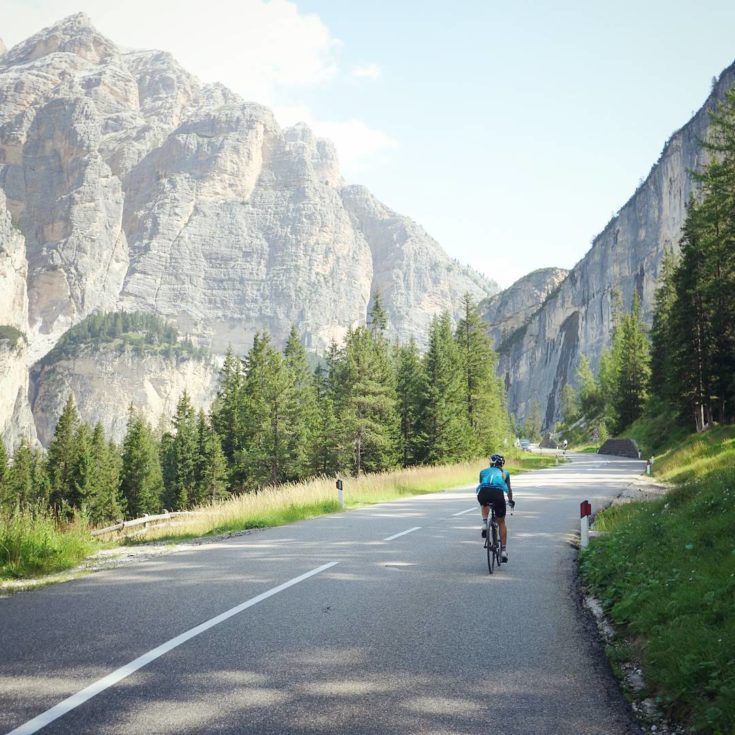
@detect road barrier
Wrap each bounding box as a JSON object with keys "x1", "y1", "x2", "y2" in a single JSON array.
[{"x1": 91, "y1": 510, "x2": 204, "y2": 538}]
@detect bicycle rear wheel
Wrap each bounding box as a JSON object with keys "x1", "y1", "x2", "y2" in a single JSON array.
[
  {"x1": 485, "y1": 532, "x2": 494, "y2": 574},
  {"x1": 492, "y1": 524, "x2": 501, "y2": 568}
]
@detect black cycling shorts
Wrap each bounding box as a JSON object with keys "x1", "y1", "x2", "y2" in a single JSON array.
[{"x1": 477, "y1": 486, "x2": 507, "y2": 518}]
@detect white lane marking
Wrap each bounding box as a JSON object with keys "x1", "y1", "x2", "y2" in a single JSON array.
[
  {"x1": 6, "y1": 562, "x2": 339, "y2": 735},
  {"x1": 384, "y1": 526, "x2": 421, "y2": 541},
  {"x1": 452, "y1": 506, "x2": 477, "y2": 517}
]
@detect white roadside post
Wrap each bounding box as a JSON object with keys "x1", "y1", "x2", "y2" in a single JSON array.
[
  {"x1": 580, "y1": 500, "x2": 592, "y2": 548},
  {"x1": 336, "y1": 479, "x2": 344, "y2": 509}
]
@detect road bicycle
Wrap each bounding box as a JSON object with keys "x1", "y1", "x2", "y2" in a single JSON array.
[{"x1": 483, "y1": 505, "x2": 502, "y2": 574}]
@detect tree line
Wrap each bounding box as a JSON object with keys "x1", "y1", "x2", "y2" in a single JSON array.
[
  {"x1": 42, "y1": 311, "x2": 207, "y2": 364},
  {"x1": 0, "y1": 294, "x2": 512, "y2": 524},
  {"x1": 648, "y1": 86, "x2": 735, "y2": 431}
]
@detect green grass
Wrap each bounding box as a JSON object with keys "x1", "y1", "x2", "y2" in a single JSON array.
[
  {"x1": 572, "y1": 444, "x2": 600, "y2": 453},
  {"x1": 580, "y1": 425, "x2": 735, "y2": 733},
  {"x1": 0, "y1": 507, "x2": 97, "y2": 580},
  {"x1": 623, "y1": 410, "x2": 691, "y2": 457}
]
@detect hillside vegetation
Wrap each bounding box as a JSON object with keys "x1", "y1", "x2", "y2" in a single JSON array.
[
  {"x1": 580, "y1": 426, "x2": 735, "y2": 734},
  {"x1": 39, "y1": 311, "x2": 209, "y2": 364}
]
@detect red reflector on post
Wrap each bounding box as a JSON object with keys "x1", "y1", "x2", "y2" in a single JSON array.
[{"x1": 580, "y1": 500, "x2": 591, "y2": 518}]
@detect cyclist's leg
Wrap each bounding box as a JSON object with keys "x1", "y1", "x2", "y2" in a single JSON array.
[
  {"x1": 490, "y1": 490, "x2": 508, "y2": 553},
  {"x1": 498, "y1": 516, "x2": 507, "y2": 546},
  {"x1": 477, "y1": 488, "x2": 492, "y2": 535}
]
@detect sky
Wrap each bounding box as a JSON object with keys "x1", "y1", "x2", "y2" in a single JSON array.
[{"x1": 4, "y1": 1, "x2": 735, "y2": 288}]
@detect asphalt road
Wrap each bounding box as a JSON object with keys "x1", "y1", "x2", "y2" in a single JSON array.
[{"x1": 1, "y1": 453, "x2": 646, "y2": 735}]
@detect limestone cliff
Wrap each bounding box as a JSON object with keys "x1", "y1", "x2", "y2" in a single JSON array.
[
  {"x1": 498, "y1": 63, "x2": 735, "y2": 427},
  {"x1": 480, "y1": 268, "x2": 568, "y2": 350},
  {"x1": 31, "y1": 343, "x2": 217, "y2": 445}
]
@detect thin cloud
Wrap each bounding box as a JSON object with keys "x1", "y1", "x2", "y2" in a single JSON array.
[
  {"x1": 274, "y1": 106, "x2": 398, "y2": 174},
  {"x1": 351, "y1": 63, "x2": 381, "y2": 80}
]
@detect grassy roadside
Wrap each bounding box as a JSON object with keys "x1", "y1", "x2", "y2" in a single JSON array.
[
  {"x1": 122, "y1": 453, "x2": 555, "y2": 543},
  {"x1": 579, "y1": 425, "x2": 735, "y2": 734},
  {"x1": 0, "y1": 506, "x2": 98, "y2": 581},
  {"x1": 1, "y1": 452, "x2": 556, "y2": 581}
]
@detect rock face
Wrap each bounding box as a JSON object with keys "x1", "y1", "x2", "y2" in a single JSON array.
[
  {"x1": 0, "y1": 339, "x2": 36, "y2": 449},
  {"x1": 480, "y1": 268, "x2": 568, "y2": 350},
  {"x1": 498, "y1": 62, "x2": 735, "y2": 427},
  {"x1": 341, "y1": 185, "x2": 493, "y2": 347},
  {"x1": 0, "y1": 14, "x2": 495, "y2": 446},
  {"x1": 31, "y1": 345, "x2": 218, "y2": 445},
  {"x1": 0, "y1": 189, "x2": 36, "y2": 448}
]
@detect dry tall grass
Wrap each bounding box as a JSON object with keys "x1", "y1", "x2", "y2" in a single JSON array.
[{"x1": 127, "y1": 460, "x2": 484, "y2": 542}]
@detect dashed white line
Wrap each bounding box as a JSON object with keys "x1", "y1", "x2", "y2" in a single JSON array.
[
  {"x1": 6, "y1": 561, "x2": 339, "y2": 735},
  {"x1": 384, "y1": 526, "x2": 422, "y2": 541},
  {"x1": 452, "y1": 506, "x2": 477, "y2": 517}
]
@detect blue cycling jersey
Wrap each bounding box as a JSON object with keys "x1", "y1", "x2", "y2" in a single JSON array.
[{"x1": 476, "y1": 466, "x2": 510, "y2": 494}]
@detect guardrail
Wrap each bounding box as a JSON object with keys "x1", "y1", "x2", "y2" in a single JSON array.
[{"x1": 91, "y1": 511, "x2": 204, "y2": 537}]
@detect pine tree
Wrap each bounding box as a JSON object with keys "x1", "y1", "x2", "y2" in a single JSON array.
[
  {"x1": 70, "y1": 423, "x2": 95, "y2": 512},
  {"x1": 421, "y1": 312, "x2": 468, "y2": 463},
  {"x1": 576, "y1": 354, "x2": 601, "y2": 417},
  {"x1": 210, "y1": 348, "x2": 244, "y2": 466},
  {"x1": 239, "y1": 333, "x2": 293, "y2": 488},
  {"x1": 561, "y1": 384, "x2": 580, "y2": 425},
  {"x1": 690, "y1": 92, "x2": 735, "y2": 423},
  {"x1": 4, "y1": 438, "x2": 33, "y2": 510},
  {"x1": 88, "y1": 423, "x2": 124, "y2": 524},
  {"x1": 670, "y1": 203, "x2": 715, "y2": 431},
  {"x1": 395, "y1": 338, "x2": 428, "y2": 466},
  {"x1": 2, "y1": 439, "x2": 49, "y2": 510},
  {"x1": 339, "y1": 326, "x2": 399, "y2": 474},
  {"x1": 283, "y1": 325, "x2": 319, "y2": 481},
  {"x1": 311, "y1": 364, "x2": 341, "y2": 476},
  {"x1": 195, "y1": 410, "x2": 228, "y2": 504},
  {"x1": 614, "y1": 293, "x2": 651, "y2": 431},
  {"x1": 648, "y1": 249, "x2": 679, "y2": 414},
  {"x1": 368, "y1": 290, "x2": 388, "y2": 335},
  {"x1": 454, "y1": 293, "x2": 510, "y2": 454},
  {"x1": 46, "y1": 395, "x2": 81, "y2": 513},
  {"x1": 170, "y1": 391, "x2": 199, "y2": 508},
  {"x1": 159, "y1": 431, "x2": 177, "y2": 510},
  {"x1": 120, "y1": 407, "x2": 163, "y2": 517}
]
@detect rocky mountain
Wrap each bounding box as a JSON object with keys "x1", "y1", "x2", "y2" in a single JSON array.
[
  {"x1": 497, "y1": 62, "x2": 735, "y2": 427},
  {"x1": 0, "y1": 14, "x2": 495, "y2": 448},
  {"x1": 480, "y1": 268, "x2": 568, "y2": 350}
]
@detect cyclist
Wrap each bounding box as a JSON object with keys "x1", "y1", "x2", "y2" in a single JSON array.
[{"x1": 477, "y1": 454, "x2": 515, "y2": 562}]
